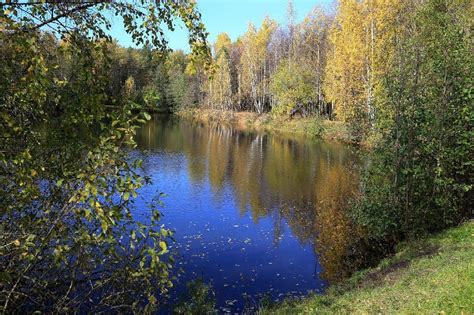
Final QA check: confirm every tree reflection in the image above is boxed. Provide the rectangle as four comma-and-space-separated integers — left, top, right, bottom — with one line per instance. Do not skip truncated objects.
136, 117, 369, 283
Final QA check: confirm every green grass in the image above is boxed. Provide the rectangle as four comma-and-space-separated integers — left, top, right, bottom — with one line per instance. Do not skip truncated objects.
262, 117, 353, 143
261, 221, 474, 314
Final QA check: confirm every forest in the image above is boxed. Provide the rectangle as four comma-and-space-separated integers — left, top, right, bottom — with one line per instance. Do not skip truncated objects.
0, 0, 472, 313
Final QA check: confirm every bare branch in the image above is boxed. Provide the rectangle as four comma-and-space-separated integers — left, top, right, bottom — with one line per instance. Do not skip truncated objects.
21, 3, 97, 33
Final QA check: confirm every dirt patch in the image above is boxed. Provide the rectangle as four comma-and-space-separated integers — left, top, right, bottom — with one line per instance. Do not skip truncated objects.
358, 244, 440, 289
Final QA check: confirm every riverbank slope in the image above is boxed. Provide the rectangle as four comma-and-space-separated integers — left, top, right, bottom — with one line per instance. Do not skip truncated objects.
176, 108, 354, 143
262, 221, 474, 314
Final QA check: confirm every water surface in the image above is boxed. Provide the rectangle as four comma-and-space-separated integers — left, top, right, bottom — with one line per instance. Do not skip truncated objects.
134, 116, 361, 312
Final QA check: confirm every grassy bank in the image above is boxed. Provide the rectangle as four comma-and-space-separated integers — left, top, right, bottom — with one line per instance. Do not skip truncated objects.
176, 108, 354, 143
261, 221, 474, 314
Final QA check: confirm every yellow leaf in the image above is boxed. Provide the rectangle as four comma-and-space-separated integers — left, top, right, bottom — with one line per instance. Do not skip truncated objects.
159, 241, 167, 251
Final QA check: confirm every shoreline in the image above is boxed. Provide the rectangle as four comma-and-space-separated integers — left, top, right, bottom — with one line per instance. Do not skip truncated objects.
175, 108, 356, 145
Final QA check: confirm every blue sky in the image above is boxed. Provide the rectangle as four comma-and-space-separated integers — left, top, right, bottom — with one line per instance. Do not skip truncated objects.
109, 0, 335, 51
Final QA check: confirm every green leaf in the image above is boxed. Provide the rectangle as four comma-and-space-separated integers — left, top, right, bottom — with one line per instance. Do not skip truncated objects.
123, 192, 130, 201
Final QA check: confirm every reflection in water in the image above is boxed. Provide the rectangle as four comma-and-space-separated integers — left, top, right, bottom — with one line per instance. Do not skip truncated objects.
134, 116, 365, 311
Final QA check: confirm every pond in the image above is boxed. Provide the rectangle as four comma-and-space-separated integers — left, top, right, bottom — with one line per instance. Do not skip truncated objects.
133, 115, 363, 312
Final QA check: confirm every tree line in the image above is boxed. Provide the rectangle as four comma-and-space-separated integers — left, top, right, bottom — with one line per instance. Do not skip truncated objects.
110, 3, 334, 118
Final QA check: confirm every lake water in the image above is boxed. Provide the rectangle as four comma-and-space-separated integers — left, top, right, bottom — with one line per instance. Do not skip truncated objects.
133, 115, 361, 312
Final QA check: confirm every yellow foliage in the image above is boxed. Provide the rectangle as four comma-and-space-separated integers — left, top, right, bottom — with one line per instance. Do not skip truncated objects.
324, 0, 403, 130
